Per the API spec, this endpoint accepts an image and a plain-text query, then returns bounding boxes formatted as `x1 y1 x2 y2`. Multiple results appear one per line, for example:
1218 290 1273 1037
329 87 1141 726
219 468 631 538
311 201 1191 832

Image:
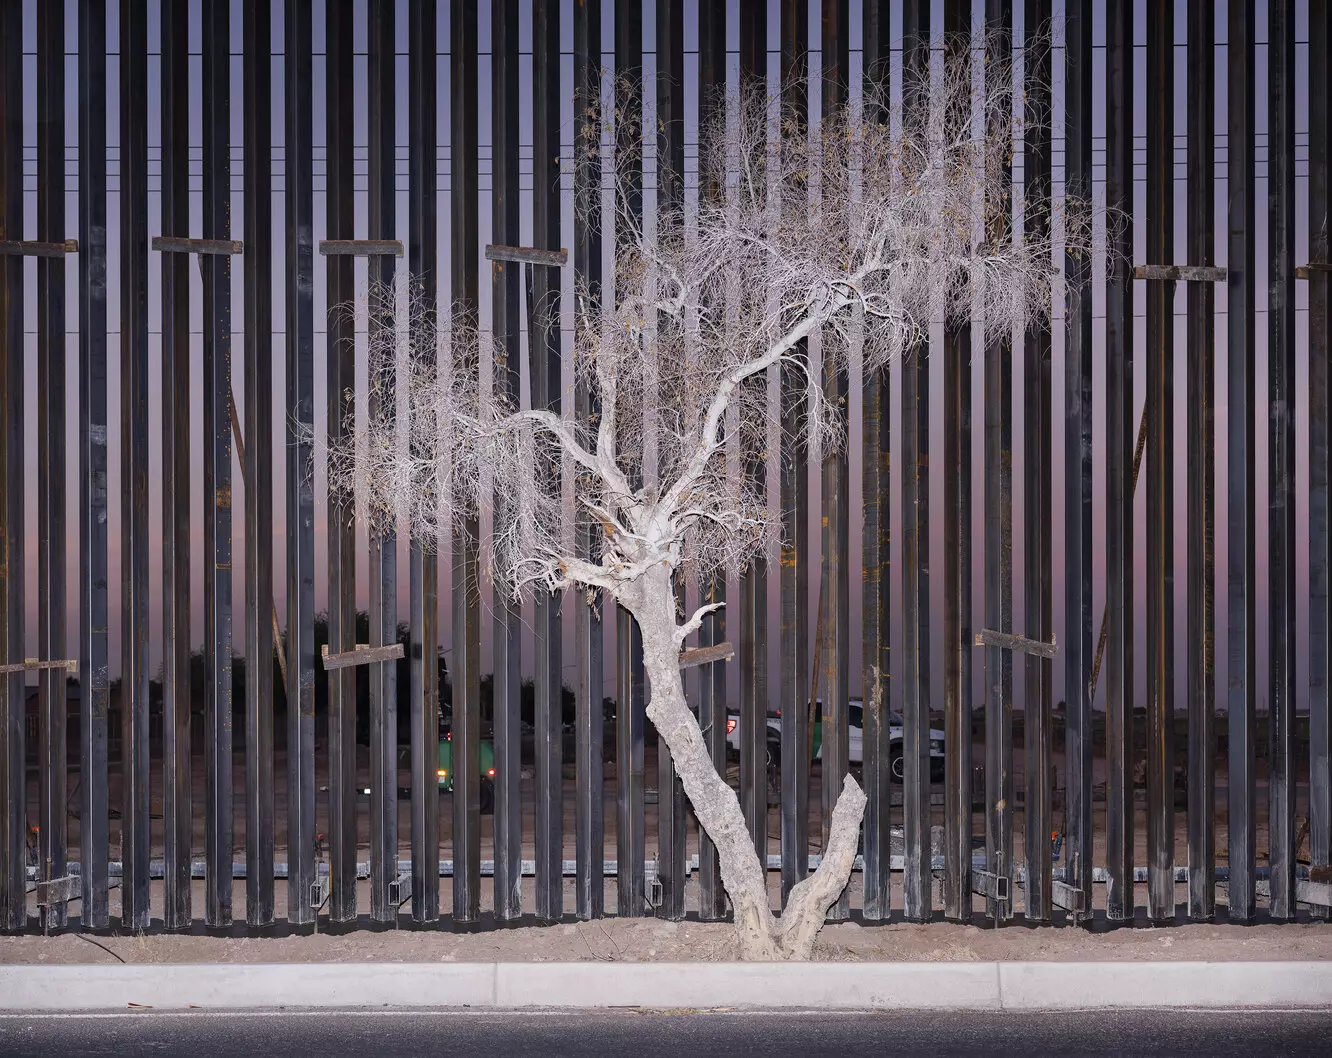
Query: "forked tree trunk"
621 566 867 961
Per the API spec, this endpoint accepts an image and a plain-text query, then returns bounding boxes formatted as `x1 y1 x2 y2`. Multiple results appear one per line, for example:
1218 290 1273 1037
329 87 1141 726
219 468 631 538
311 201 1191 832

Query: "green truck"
437 731 497 813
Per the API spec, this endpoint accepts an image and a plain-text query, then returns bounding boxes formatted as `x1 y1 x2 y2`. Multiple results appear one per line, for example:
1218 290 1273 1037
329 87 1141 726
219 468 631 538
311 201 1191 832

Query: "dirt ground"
3 914 1330 965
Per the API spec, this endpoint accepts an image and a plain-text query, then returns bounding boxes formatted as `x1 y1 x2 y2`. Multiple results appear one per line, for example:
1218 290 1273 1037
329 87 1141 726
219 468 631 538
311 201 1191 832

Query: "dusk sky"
7 0 1319 716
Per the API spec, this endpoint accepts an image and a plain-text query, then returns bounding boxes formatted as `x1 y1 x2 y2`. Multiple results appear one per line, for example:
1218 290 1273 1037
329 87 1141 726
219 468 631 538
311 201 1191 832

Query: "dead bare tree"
326 37 1082 960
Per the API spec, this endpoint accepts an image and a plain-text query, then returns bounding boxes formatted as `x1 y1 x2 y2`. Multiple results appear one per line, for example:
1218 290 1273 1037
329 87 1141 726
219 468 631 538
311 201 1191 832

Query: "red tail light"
487 767 495 777
726 718 737 734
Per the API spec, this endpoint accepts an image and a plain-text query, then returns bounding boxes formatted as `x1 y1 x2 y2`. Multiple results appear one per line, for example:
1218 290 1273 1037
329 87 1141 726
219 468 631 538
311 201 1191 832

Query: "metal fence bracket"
318 239 404 257
1051 879 1086 914
321 642 406 670
0 239 78 256
1133 264 1228 282
973 629 1058 659
0 656 78 675
972 868 1009 904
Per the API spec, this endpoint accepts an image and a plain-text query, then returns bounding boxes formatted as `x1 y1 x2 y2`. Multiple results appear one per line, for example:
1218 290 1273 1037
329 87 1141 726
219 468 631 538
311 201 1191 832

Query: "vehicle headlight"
930 739 944 754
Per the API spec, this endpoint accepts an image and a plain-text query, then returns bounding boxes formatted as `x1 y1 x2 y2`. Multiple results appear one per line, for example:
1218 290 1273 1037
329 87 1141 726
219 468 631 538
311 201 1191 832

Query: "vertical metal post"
531 0 564 925
695 0 729 921
77 0 110 932
1063 0 1094 924
1266 0 1296 922
1309 0 1332 922
614 0 646 919
366 0 398 928
243 0 276 931
655 0 688 921
861 0 893 924
1144 0 1175 926
1185 0 1216 923
817 0 851 923
941 0 973 924
120 0 152 932
325 0 357 926
737 0 769 880
1225 0 1256 924
1104 0 1135 924
1022 0 1053 924
161 0 192 933
411 0 443 926
0 0 21 937
36 0 68 933
491 0 522 923
202 0 235 932
285 0 317 929
980 0 1013 925
777 0 809 906
448 0 480 925
573 0 606 922
900 0 932 924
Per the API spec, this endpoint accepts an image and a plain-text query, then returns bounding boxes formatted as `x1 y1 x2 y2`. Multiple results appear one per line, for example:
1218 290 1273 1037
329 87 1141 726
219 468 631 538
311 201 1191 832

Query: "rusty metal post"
243 0 276 930
0 0 21 937
284 0 317 929
1104 0 1135 924
1310 0 1332 923
160 0 192 933
531 0 565 926
862 0 894 924
982 0 1013 924
120 0 152 932
778 0 810 906
817 0 851 924
325 0 356 927
736 0 769 884
614 0 647 920
655 0 689 921
1185 0 1216 923
1225 0 1257 925
1144 0 1175 926
77 0 110 932
573 0 606 922
448 0 480 925
201 0 235 931
1061 0 1095 932
901 0 933 925
1023 0 1053 924
490 0 522 924
36 0 68 932
694 0 730 921
1267 0 1297 922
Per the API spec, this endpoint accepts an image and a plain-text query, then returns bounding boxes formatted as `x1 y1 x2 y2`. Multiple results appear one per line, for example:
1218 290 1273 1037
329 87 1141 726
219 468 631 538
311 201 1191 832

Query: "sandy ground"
3 914 1331 965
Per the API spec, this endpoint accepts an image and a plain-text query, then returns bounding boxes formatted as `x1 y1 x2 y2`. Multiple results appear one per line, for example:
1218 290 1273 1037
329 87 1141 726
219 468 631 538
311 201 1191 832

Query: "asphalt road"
0 1009 1329 1057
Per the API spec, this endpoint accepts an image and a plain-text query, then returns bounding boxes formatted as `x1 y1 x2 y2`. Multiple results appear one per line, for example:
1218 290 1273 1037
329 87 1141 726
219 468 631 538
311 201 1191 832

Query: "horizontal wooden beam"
321 642 406 671
484 243 568 268
1297 263 1332 280
319 238 404 257
973 628 1059 659
1133 264 1228 282
0 239 78 257
0 657 79 676
679 641 734 670
152 236 244 255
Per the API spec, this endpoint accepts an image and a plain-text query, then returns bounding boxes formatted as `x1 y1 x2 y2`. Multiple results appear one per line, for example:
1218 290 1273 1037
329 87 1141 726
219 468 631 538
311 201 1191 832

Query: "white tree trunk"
622 566 867 961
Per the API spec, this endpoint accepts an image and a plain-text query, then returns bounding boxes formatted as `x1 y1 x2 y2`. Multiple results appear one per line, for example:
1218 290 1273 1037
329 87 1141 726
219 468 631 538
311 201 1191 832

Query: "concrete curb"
1 961 1330 1012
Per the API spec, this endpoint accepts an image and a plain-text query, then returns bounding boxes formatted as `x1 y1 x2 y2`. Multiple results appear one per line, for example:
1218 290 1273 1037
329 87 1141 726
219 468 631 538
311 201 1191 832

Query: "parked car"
437 726 497 814
725 698 945 782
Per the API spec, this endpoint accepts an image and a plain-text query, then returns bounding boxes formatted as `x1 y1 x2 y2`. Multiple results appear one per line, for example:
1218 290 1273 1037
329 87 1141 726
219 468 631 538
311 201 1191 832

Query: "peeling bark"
625 567 866 961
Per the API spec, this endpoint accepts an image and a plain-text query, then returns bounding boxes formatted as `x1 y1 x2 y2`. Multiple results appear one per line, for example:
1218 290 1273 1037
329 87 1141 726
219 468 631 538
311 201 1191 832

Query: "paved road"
0 1009 1329 1057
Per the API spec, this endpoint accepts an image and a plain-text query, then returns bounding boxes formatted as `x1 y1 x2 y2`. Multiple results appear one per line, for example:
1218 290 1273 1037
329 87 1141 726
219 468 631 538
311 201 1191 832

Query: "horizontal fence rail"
0 0 1328 936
